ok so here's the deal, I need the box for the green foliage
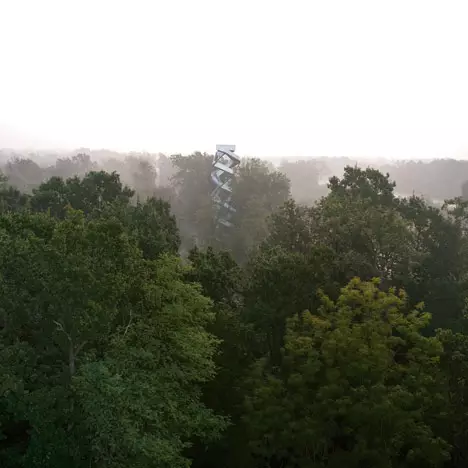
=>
[311,167,416,284]
[0,210,225,467]
[328,166,396,206]
[4,158,44,193]
[187,246,241,306]
[398,196,467,329]
[437,327,468,467]
[264,199,315,254]
[186,247,250,399]
[0,187,29,213]
[170,152,216,250]
[244,279,449,467]
[2,155,468,468]
[30,171,135,218]
[313,193,416,283]
[74,255,227,468]
[228,158,290,262]
[243,245,334,366]
[185,247,253,467]
[52,153,97,180]
[128,197,180,260]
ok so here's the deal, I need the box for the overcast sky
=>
[1,0,468,159]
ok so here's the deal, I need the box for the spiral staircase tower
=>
[211,144,240,228]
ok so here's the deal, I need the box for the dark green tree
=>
[30,171,135,219]
[243,279,450,468]
[128,197,180,259]
[0,210,225,467]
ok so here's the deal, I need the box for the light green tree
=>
[243,279,450,468]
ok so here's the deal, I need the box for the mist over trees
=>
[2,148,468,466]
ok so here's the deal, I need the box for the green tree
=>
[127,197,180,260]
[4,158,44,193]
[327,166,396,207]
[170,152,216,250]
[0,172,29,212]
[243,245,334,367]
[263,199,315,255]
[241,198,337,368]
[74,254,227,468]
[397,196,467,330]
[228,158,290,262]
[437,325,468,468]
[51,153,97,180]
[29,176,70,217]
[0,210,225,467]
[243,279,449,468]
[186,247,252,468]
[65,171,135,214]
[187,246,242,307]
[30,171,135,219]
[308,167,417,285]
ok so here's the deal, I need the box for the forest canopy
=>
[1,149,468,467]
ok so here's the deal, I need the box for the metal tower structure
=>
[211,144,240,228]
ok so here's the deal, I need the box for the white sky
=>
[1,0,468,159]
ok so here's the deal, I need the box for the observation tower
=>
[211,144,240,229]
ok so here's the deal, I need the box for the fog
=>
[2,0,468,159]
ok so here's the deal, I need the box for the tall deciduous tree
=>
[309,167,417,285]
[0,210,225,467]
[30,171,135,219]
[228,158,290,262]
[170,152,216,250]
[243,279,449,468]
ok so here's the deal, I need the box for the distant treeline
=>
[1,149,468,204]
[2,150,468,258]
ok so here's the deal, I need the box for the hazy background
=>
[1,0,468,160]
